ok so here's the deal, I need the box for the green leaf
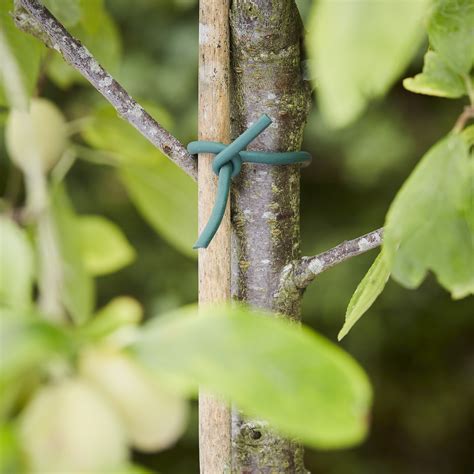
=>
[81,105,197,258]
[119,162,197,259]
[338,252,391,341]
[50,185,95,324]
[403,50,467,98]
[384,134,474,299]
[428,0,474,76]
[307,0,429,128]
[0,308,71,392]
[462,124,474,146]
[80,296,143,341]
[0,217,34,310]
[43,0,81,27]
[0,0,44,108]
[79,0,106,34]
[47,3,121,88]
[465,148,474,237]
[81,103,173,165]
[134,305,372,449]
[79,349,189,452]
[79,215,135,276]
[0,424,24,474]
[19,378,128,473]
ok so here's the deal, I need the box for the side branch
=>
[291,228,384,290]
[16,0,197,180]
[452,105,474,134]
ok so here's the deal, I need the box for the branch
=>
[15,0,197,180]
[291,228,384,290]
[452,105,474,134]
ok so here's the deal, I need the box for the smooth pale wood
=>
[198,0,232,472]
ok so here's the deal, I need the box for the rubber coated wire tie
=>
[187,114,311,249]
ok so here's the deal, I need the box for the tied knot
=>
[212,146,242,178]
[188,142,243,178]
[187,114,311,249]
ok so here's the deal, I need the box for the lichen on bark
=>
[229,0,312,471]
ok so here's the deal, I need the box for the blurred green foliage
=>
[384,134,473,297]
[338,252,390,342]
[80,103,198,257]
[135,305,372,449]
[0,0,473,472]
[307,0,429,127]
[0,0,375,459]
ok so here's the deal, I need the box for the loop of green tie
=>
[187,114,311,249]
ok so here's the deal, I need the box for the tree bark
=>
[14,3,389,472]
[229,1,311,471]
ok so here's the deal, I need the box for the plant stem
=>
[24,163,65,324]
[288,228,384,291]
[452,105,474,134]
[36,210,65,323]
[16,0,197,180]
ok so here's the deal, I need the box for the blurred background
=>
[1,0,473,472]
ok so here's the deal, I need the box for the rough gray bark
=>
[13,3,389,471]
[289,228,384,291]
[229,1,311,471]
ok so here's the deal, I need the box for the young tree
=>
[1,0,472,472]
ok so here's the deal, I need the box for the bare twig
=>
[288,228,384,290]
[15,0,197,180]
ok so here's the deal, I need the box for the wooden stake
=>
[198,0,231,472]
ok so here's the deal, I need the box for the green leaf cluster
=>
[134,304,372,449]
[46,0,121,89]
[341,132,473,339]
[6,0,472,468]
[428,0,474,77]
[0,298,373,470]
[384,134,473,298]
[340,0,474,340]
[81,104,198,258]
[1,90,372,463]
[404,0,474,99]
[49,185,96,324]
[0,309,72,397]
[0,0,121,103]
[0,187,136,326]
[48,185,138,324]
[0,217,34,310]
[2,0,195,259]
[403,50,468,98]
[307,0,429,128]
[0,0,44,108]
[79,215,136,276]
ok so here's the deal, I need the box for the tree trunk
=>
[14,2,385,471]
[229,1,311,471]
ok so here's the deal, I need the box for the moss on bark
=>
[229,0,312,471]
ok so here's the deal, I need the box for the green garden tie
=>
[187,114,311,249]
